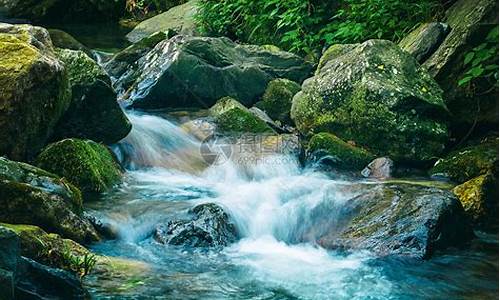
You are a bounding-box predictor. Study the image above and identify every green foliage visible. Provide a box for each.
[459,26,499,87]
[61,246,98,277]
[125,0,187,17]
[196,0,440,55]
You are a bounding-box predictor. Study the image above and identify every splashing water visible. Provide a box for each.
[85,111,498,299]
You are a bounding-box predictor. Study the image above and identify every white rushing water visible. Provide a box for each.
[94,111,393,299]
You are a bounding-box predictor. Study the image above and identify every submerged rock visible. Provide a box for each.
[430,137,498,183]
[0,23,71,161]
[307,133,375,171]
[52,49,132,144]
[126,0,198,43]
[318,182,472,258]
[154,203,239,247]
[291,39,448,162]
[361,157,394,179]
[119,35,313,109]
[422,0,498,130]
[36,139,122,195]
[0,157,99,243]
[399,22,450,63]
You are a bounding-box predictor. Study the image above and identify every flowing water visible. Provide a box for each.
[85,111,498,300]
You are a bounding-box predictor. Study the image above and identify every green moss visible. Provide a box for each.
[36,139,122,195]
[430,137,498,183]
[216,107,275,134]
[209,97,247,116]
[308,132,375,170]
[56,48,107,86]
[255,79,301,125]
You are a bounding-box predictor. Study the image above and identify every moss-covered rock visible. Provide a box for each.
[452,170,498,231]
[126,0,198,43]
[255,79,301,125]
[48,29,93,58]
[307,133,375,170]
[119,35,313,109]
[0,23,71,161]
[36,139,122,195]
[291,39,448,162]
[52,49,132,144]
[0,157,98,243]
[317,181,472,258]
[399,22,450,63]
[423,0,498,132]
[209,97,274,134]
[105,31,168,79]
[430,137,498,183]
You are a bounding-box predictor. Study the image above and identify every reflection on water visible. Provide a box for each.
[85,112,498,299]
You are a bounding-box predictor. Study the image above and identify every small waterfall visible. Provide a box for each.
[112,111,208,173]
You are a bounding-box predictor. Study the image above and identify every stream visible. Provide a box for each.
[83,112,498,299]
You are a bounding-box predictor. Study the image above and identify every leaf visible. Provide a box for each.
[458,76,473,86]
[464,52,475,65]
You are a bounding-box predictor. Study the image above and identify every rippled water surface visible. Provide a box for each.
[84,112,498,300]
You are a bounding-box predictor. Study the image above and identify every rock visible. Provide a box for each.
[36,139,122,195]
[16,257,89,300]
[48,29,93,58]
[126,0,198,43]
[0,226,18,300]
[209,96,247,116]
[317,182,472,258]
[52,49,132,144]
[0,157,99,243]
[422,0,499,130]
[255,78,301,125]
[154,203,238,247]
[291,39,448,162]
[248,107,288,133]
[181,118,217,141]
[2,0,125,23]
[452,170,498,231]
[0,23,71,161]
[430,137,498,183]
[399,22,450,63]
[361,157,394,179]
[105,31,168,79]
[119,35,313,109]
[307,133,375,170]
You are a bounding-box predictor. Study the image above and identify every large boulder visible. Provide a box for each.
[422,0,498,131]
[430,137,498,183]
[0,226,18,300]
[291,39,449,162]
[399,22,450,63]
[118,35,313,109]
[316,181,472,258]
[2,0,125,23]
[307,133,375,171]
[126,0,198,43]
[154,203,239,247]
[51,49,132,144]
[0,23,71,161]
[104,31,168,79]
[254,78,301,125]
[36,139,123,195]
[0,157,99,243]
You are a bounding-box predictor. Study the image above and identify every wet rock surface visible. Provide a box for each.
[154,203,239,247]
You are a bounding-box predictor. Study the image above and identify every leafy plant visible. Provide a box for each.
[459,26,499,87]
[195,0,441,55]
[61,247,98,278]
